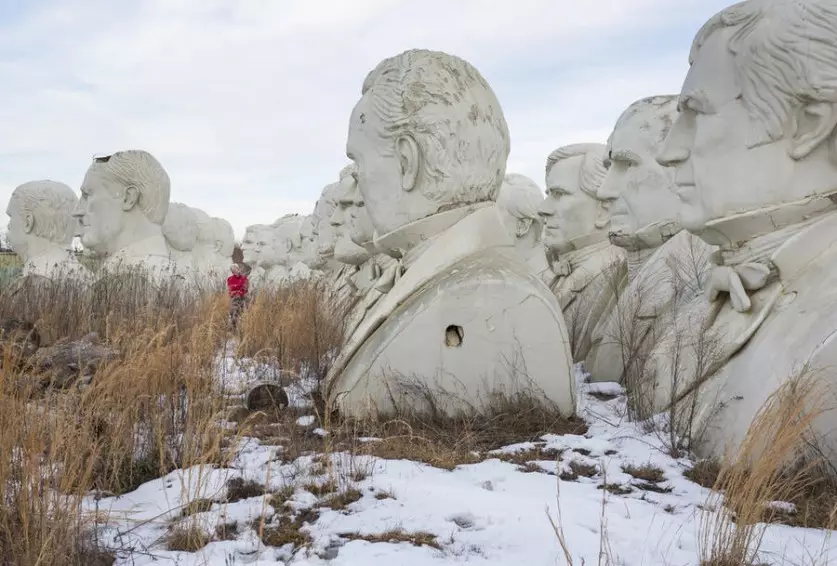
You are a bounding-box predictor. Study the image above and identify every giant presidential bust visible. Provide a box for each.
[6,180,91,281]
[648,0,837,467]
[585,96,713,385]
[539,143,626,362]
[496,173,550,281]
[325,49,575,418]
[74,150,173,279]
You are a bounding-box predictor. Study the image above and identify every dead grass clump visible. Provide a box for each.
[226,477,266,503]
[560,460,599,481]
[214,520,240,541]
[180,498,215,518]
[494,446,562,467]
[340,528,441,550]
[320,488,363,511]
[165,526,211,552]
[375,489,396,500]
[269,485,297,509]
[304,478,338,497]
[343,391,586,471]
[598,483,633,495]
[260,508,320,549]
[623,463,666,483]
[699,371,833,566]
[685,459,722,489]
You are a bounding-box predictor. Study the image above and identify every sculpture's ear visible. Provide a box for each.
[122,185,140,211]
[395,134,420,192]
[284,239,293,253]
[23,214,34,235]
[790,101,837,160]
[515,217,533,238]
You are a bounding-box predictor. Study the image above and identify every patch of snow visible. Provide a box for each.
[88,356,836,566]
[296,415,316,427]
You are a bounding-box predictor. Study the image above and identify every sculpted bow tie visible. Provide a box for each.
[705,262,772,313]
[554,259,572,278]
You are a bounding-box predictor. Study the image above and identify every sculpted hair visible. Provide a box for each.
[545,143,608,199]
[497,173,545,230]
[11,180,77,245]
[691,0,837,147]
[91,150,170,224]
[361,49,510,206]
[607,95,679,166]
[162,202,199,252]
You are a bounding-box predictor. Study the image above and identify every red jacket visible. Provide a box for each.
[227,274,249,298]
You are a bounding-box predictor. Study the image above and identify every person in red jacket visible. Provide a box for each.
[227,263,249,330]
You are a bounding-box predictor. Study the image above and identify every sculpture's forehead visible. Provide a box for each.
[546,155,583,191]
[681,28,740,107]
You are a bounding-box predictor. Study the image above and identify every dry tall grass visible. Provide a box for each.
[699,370,837,566]
[0,268,234,565]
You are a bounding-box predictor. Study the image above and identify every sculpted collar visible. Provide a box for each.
[703,191,837,312]
[373,202,491,271]
[551,238,612,278]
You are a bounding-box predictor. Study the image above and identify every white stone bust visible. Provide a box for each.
[330,163,372,266]
[73,150,172,276]
[193,211,234,275]
[648,0,837,467]
[539,143,626,361]
[309,182,343,272]
[161,201,198,270]
[599,95,681,253]
[539,143,610,256]
[585,95,713,383]
[241,224,279,269]
[496,173,549,280]
[327,48,574,419]
[5,180,91,281]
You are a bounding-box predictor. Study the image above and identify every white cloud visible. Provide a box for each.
[0,0,732,238]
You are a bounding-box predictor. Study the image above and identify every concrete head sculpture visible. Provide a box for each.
[74,150,171,265]
[539,143,609,254]
[241,223,282,268]
[271,214,306,267]
[657,0,837,238]
[346,48,510,241]
[496,173,546,265]
[6,180,85,278]
[599,96,680,244]
[330,163,372,266]
[162,202,198,254]
[210,217,235,260]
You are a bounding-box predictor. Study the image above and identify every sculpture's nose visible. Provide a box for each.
[537,202,554,219]
[329,205,344,227]
[597,168,620,201]
[656,123,690,168]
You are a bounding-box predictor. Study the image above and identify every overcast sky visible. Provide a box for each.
[0,0,731,240]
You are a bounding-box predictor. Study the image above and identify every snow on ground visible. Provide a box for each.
[85,360,836,565]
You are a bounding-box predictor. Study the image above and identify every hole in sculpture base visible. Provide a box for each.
[445,325,464,347]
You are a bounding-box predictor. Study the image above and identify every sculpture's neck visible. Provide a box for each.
[375,202,490,270]
[108,217,168,257]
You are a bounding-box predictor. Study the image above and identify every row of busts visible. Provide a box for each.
[313,0,837,474]
[5,151,236,287]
